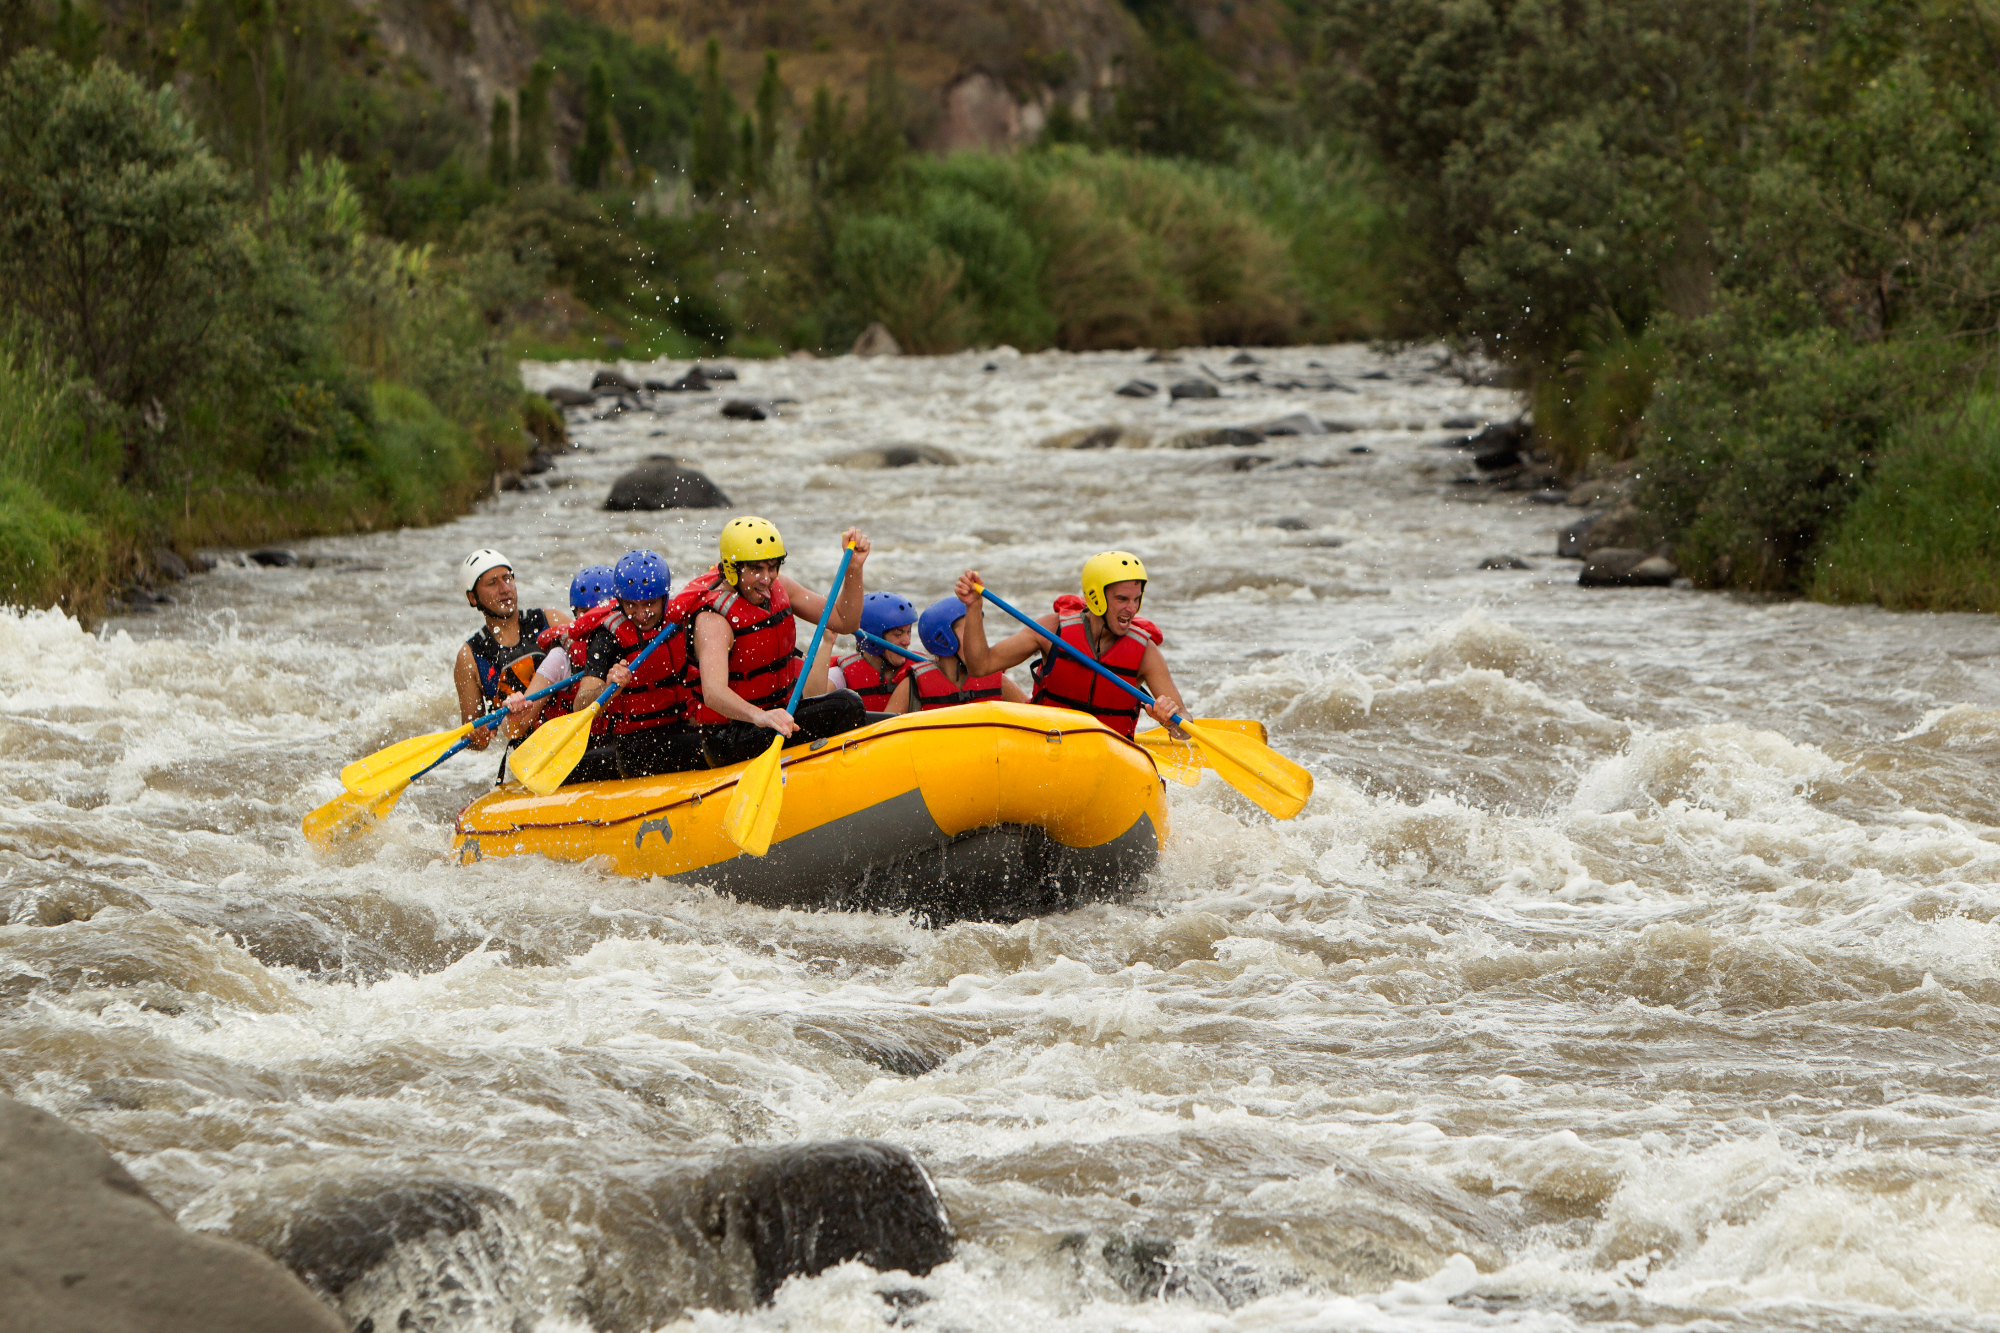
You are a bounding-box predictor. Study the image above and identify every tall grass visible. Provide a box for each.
[1810,394,2000,612]
[0,336,116,612]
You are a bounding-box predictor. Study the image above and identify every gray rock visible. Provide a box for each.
[692,363,737,381]
[604,459,732,511]
[1038,425,1150,450]
[1228,351,1261,365]
[1144,349,1181,364]
[1321,420,1361,433]
[1166,427,1264,449]
[1473,445,1521,471]
[1114,379,1158,397]
[1359,369,1391,380]
[151,547,188,581]
[851,322,901,357]
[1192,454,1271,473]
[592,368,641,394]
[832,443,958,469]
[1302,536,1348,548]
[1557,512,1602,559]
[1478,554,1531,570]
[650,369,714,392]
[247,548,296,568]
[1348,444,1374,454]
[544,385,595,407]
[1250,413,1324,436]
[1578,503,1653,555]
[1442,415,1483,429]
[0,1095,345,1333]
[1168,379,1220,400]
[721,399,775,421]
[1579,548,1676,587]
[1266,517,1312,531]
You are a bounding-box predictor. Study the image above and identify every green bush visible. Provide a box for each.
[1811,395,2000,612]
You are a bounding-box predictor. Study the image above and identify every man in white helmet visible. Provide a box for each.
[451,549,572,751]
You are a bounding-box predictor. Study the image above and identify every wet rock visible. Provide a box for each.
[1321,420,1361,433]
[592,368,641,394]
[604,459,732,511]
[263,1179,502,1299]
[1302,535,1347,548]
[1479,554,1531,570]
[721,398,777,421]
[1251,413,1323,436]
[3,881,152,926]
[1528,489,1568,504]
[1039,425,1149,450]
[1579,548,1676,587]
[1227,351,1261,365]
[832,444,958,469]
[247,548,296,567]
[1348,444,1374,454]
[188,551,218,572]
[1267,517,1312,531]
[1114,379,1158,397]
[581,1140,953,1332]
[1473,445,1520,471]
[1578,503,1653,555]
[1144,349,1181,363]
[1193,454,1271,473]
[151,547,189,581]
[1166,427,1264,449]
[544,385,595,407]
[1557,512,1601,559]
[1441,415,1483,429]
[1169,378,1219,400]
[1359,368,1391,380]
[1448,420,1529,452]
[0,1096,345,1333]
[693,362,737,381]
[851,322,901,357]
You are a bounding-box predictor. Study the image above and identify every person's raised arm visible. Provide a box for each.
[696,611,798,735]
[952,568,1053,676]
[782,528,871,633]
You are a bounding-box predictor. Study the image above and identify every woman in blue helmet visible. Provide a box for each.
[452,549,572,753]
[500,564,623,784]
[885,597,1027,713]
[570,549,707,778]
[831,592,919,712]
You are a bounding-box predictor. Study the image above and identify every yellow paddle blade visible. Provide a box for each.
[1135,718,1270,786]
[508,704,600,797]
[1180,720,1314,820]
[301,783,405,849]
[342,723,474,795]
[721,734,787,857]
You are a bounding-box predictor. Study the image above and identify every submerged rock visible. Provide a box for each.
[1577,502,1653,554]
[604,459,731,510]
[592,368,641,394]
[832,444,958,468]
[851,322,901,357]
[247,548,296,567]
[1251,413,1324,436]
[1579,548,1677,587]
[0,1096,344,1333]
[1479,554,1531,570]
[544,385,595,407]
[721,398,777,420]
[1169,379,1220,400]
[1557,512,1601,559]
[1166,427,1264,450]
[1038,425,1149,450]
[1114,379,1158,397]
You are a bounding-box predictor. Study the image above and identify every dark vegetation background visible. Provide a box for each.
[0,0,1994,616]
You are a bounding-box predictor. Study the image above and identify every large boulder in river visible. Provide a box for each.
[604,458,732,510]
[544,385,595,407]
[592,368,641,394]
[1168,378,1219,400]
[851,322,901,356]
[0,1095,345,1333]
[1579,548,1677,587]
[1578,502,1654,555]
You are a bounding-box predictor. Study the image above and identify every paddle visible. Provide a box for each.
[722,542,856,857]
[305,672,584,846]
[340,672,585,797]
[975,585,1314,819]
[509,621,680,796]
[855,628,927,663]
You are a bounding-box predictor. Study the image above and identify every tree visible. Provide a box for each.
[753,49,782,185]
[487,94,512,186]
[690,36,732,197]
[573,59,613,188]
[0,51,242,478]
[515,60,552,182]
[798,82,846,196]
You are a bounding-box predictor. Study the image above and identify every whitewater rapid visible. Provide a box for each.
[4,344,2000,1332]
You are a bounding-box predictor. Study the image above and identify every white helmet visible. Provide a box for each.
[461,548,512,592]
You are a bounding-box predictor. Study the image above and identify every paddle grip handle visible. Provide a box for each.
[784,546,855,716]
[413,671,587,784]
[977,587,1180,725]
[855,628,925,664]
[593,622,680,712]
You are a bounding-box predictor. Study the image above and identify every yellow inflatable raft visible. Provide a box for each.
[452,702,1170,921]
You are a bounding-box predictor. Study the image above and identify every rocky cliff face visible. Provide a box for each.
[351,0,535,121]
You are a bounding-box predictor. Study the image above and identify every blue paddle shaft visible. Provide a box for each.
[785,547,855,716]
[410,671,587,783]
[977,587,1178,724]
[592,620,681,711]
[855,628,925,664]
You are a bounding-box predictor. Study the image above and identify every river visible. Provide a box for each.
[5,344,2000,1333]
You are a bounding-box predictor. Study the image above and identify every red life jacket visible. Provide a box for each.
[1052,594,1162,645]
[837,649,909,711]
[537,602,617,652]
[909,660,1004,711]
[1029,608,1153,737]
[682,568,801,726]
[597,607,694,736]
[529,604,617,724]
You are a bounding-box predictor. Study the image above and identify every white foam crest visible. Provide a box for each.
[1570,723,1845,820]
[1385,609,1564,681]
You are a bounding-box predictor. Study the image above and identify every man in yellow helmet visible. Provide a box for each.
[678,516,873,768]
[951,551,1183,738]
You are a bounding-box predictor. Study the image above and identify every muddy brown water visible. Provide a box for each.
[4,344,2000,1332]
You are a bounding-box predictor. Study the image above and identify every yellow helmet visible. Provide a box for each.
[1080,550,1148,616]
[719,516,787,584]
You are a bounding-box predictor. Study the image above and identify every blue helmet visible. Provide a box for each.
[613,549,671,601]
[569,564,617,610]
[860,592,917,638]
[917,597,966,659]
